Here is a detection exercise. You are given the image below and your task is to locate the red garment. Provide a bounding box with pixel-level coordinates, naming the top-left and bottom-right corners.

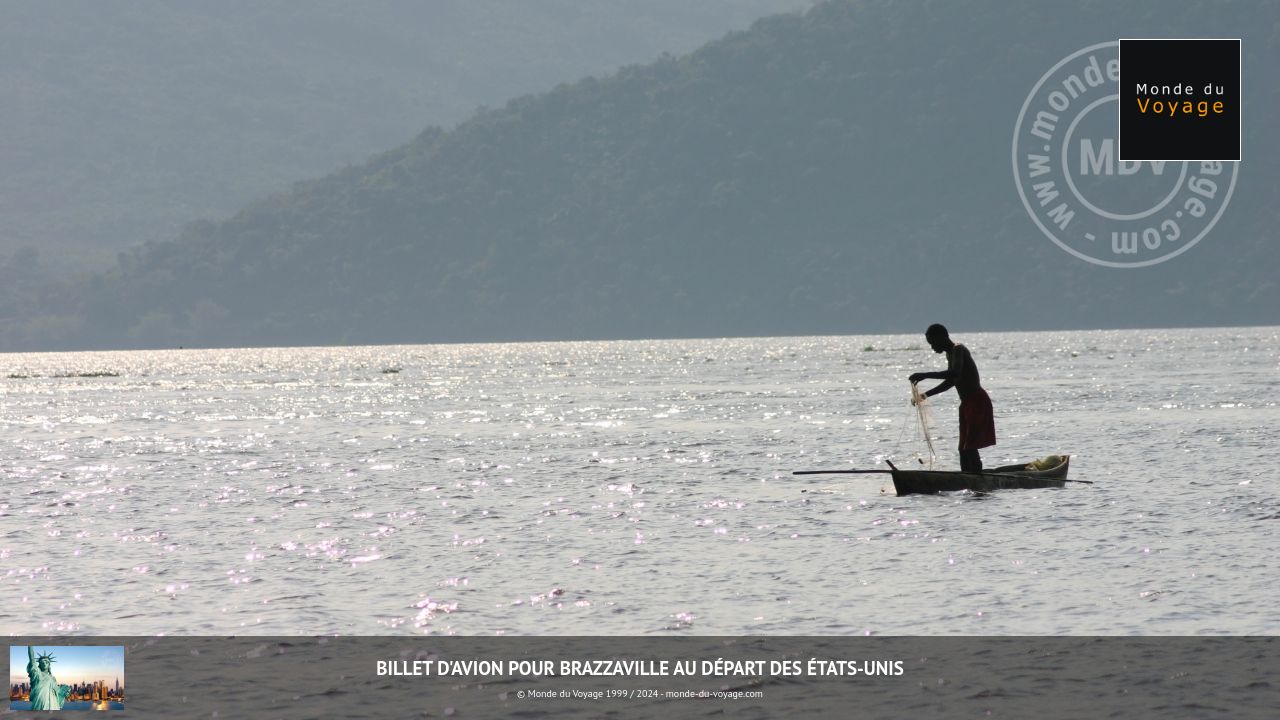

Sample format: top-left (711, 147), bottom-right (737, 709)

top-left (958, 388), bottom-right (996, 450)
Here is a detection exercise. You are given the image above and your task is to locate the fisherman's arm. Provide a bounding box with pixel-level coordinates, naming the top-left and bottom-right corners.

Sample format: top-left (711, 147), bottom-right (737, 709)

top-left (909, 348), bottom-right (965, 396)
top-left (909, 370), bottom-right (950, 382)
top-left (923, 379), bottom-right (954, 398)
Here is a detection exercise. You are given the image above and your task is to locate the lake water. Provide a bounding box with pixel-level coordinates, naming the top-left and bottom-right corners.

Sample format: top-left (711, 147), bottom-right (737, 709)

top-left (1, 327), bottom-right (1276, 636)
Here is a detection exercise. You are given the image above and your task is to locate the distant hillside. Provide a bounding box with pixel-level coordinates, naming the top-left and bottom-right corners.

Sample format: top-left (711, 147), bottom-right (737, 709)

top-left (4, 0), bottom-right (1276, 350)
top-left (0, 0), bottom-right (809, 272)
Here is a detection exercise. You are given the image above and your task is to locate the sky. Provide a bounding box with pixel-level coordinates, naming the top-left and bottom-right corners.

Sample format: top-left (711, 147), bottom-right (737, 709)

top-left (9, 645), bottom-right (125, 687)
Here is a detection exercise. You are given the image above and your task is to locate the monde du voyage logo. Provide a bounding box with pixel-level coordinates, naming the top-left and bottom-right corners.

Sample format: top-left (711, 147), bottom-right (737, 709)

top-left (1012, 41), bottom-right (1239, 268)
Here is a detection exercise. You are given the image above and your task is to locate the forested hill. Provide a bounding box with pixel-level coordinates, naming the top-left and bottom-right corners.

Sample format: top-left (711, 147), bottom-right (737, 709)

top-left (5, 0), bottom-right (1276, 350)
top-left (0, 0), bottom-right (808, 272)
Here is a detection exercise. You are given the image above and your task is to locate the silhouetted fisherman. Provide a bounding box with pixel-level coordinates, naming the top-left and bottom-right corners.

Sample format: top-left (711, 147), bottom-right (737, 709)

top-left (908, 324), bottom-right (995, 472)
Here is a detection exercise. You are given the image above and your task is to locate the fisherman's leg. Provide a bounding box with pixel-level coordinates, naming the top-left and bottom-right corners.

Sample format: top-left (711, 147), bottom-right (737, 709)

top-left (959, 449), bottom-right (982, 473)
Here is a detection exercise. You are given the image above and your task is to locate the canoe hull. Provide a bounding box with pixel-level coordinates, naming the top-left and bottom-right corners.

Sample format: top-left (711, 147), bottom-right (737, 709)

top-left (891, 456), bottom-right (1070, 495)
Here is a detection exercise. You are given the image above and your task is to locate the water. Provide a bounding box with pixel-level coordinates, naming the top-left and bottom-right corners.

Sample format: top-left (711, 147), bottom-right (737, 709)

top-left (1, 328), bottom-right (1276, 636)
top-left (9, 700), bottom-right (125, 711)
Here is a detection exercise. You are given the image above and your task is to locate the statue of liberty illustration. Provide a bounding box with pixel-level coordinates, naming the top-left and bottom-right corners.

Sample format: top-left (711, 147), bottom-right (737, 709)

top-left (26, 646), bottom-right (72, 710)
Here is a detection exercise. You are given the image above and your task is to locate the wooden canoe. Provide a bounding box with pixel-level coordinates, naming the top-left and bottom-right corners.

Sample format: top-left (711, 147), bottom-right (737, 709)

top-left (889, 455), bottom-right (1070, 495)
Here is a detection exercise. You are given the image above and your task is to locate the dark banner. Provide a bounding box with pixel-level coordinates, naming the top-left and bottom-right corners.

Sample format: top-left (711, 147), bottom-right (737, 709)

top-left (6, 637), bottom-right (1277, 718)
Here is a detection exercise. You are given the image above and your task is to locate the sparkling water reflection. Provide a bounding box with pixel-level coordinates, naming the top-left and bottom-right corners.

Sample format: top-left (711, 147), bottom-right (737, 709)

top-left (1, 328), bottom-right (1277, 635)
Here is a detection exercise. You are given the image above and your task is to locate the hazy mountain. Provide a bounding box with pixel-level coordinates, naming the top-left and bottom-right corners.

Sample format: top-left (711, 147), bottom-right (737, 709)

top-left (0, 0), bottom-right (811, 272)
top-left (3, 0), bottom-right (1276, 350)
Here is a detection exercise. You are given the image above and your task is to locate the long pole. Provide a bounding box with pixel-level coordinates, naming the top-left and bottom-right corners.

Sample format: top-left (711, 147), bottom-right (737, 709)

top-left (791, 469), bottom-right (892, 475)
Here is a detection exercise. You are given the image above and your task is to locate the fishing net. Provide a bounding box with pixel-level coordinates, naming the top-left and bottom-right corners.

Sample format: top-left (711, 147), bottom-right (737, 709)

top-left (909, 382), bottom-right (937, 469)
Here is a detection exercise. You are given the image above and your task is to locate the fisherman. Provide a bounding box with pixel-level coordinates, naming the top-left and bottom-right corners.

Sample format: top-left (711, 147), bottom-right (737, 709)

top-left (908, 324), bottom-right (995, 472)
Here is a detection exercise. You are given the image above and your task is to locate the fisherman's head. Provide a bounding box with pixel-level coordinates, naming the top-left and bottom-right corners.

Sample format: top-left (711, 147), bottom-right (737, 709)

top-left (925, 323), bottom-right (950, 353)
